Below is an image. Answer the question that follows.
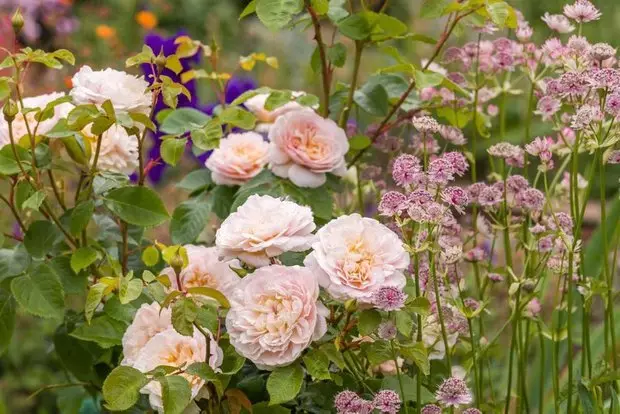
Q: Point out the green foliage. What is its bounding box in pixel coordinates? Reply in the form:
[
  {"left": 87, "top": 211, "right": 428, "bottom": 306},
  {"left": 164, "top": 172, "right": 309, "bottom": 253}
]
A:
[
  {"left": 267, "top": 363, "right": 304, "bottom": 405},
  {"left": 11, "top": 264, "right": 65, "bottom": 320},
  {"left": 104, "top": 186, "right": 170, "bottom": 227},
  {"left": 256, "top": 0, "right": 303, "bottom": 30},
  {"left": 102, "top": 366, "right": 149, "bottom": 411}
]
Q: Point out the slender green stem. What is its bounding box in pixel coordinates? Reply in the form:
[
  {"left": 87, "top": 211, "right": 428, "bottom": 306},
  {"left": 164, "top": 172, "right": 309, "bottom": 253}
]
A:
[
  {"left": 391, "top": 340, "right": 409, "bottom": 414},
  {"left": 430, "top": 251, "right": 452, "bottom": 371},
  {"left": 340, "top": 40, "right": 364, "bottom": 128},
  {"left": 306, "top": 0, "right": 331, "bottom": 117}
]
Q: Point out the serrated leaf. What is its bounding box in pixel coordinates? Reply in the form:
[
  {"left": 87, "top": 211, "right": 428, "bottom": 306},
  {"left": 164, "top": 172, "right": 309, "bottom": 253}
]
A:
[
  {"left": 84, "top": 283, "right": 107, "bottom": 323},
  {"left": 0, "top": 288, "right": 16, "bottom": 356},
  {"left": 71, "top": 247, "right": 98, "bottom": 273},
  {"left": 103, "top": 366, "right": 148, "bottom": 411},
  {"left": 170, "top": 197, "right": 211, "bottom": 245},
  {"left": 22, "top": 190, "right": 46, "bottom": 211},
  {"left": 267, "top": 363, "right": 304, "bottom": 405},
  {"left": 303, "top": 349, "right": 331, "bottom": 380},
  {"left": 160, "top": 108, "right": 211, "bottom": 135},
  {"left": 161, "top": 138, "right": 187, "bottom": 166},
  {"left": 70, "top": 200, "right": 95, "bottom": 235},
  {"left": 104, "top": 186, "right": 169, "bottom": 227},
  {"left": 186, "top": 287, "right": 230, "bottom": 308},
  {"left": 256, "top": 0, "right": 304, "bottom": 30},
  {"left": 70, "top": 315, "right": 127, "bottom": 348},
  {"left": 11, "top": 264, "right": 65, "bottom": 319},
  {"left": 359, "top": 309, "right": 382, "bottom": 335},
  {"left": 142, "top": 245, "right": 160, "bottom": 267},
  {"left": 218, "top": 106, "right": 256, "bottom": 130},
  {"left": 172, "top": 297, "right": 198, "bottom": 336},
  {"left": 159, "top": 375, "right": 192, "bottom": 414},
  {"left": 399, "top": 341, "right": 429, "bottom": 375},
  {"left": 177, "top": 170, "right": 213, "bottom": 193}
]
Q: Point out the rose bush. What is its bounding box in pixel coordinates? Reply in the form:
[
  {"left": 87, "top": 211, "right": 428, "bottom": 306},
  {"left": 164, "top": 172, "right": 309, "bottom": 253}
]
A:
[{"left": 0, "top": 1, "right": 618, "bottom": 413}]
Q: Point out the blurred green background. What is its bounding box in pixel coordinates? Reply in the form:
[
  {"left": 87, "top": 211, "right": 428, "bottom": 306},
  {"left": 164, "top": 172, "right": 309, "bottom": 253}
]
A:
[{"left": 0, "top": 0, "right": 618, "bottom": 412}]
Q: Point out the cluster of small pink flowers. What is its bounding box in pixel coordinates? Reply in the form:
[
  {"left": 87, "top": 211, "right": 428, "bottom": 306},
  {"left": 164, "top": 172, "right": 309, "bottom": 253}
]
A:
[
  {"left": 435, "top": 377, "right": 473, "bottom": 407},
  {"left": 373, "top": 390, "right": 402, "bottom": 414},
  {"left": 392, "top": 154, "right": 422, "bottom": 187},
  {"left": 487, "top": 143, "right": 525, "bottom": 167},
  {"left": 421, "top": 404, "right": 442, "bottom": 414},
  {"left": 377, "top": 321, "right": 397, "bottom": 340},
  {"left": 563, "top": 0, "right": 601, "bottom": 23},
  {"left": 412, "top": 115, "right": 441, "bottom": 133},
  {"left": 372, "top": 286, "right": 408, "bottom": 311},
  {"left": 525, "top": 136, "right": 554, "bottom": 170},
  {"left": 378, "top": 191, "right": 408, "bottom": 216},
  {"left": 334, "top": 390, "right": 401, "bottom": 414}
]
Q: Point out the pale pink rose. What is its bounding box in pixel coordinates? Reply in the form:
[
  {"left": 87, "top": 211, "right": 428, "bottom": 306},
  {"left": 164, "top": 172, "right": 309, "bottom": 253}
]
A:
[
  {"left": 160, "top": 245, "right": 241, "bottom": 299},
  {"left": 269, "top": 109, "right": 349, "bottom": 188},
  {"left": 205, "top": 132, "right": 269, "bottom": 186},
  {"left": 121, "top": 302, "right": 172, "bottom": 366},
  {"left": 130, "top": 327, "right": 223, "bottom": 412},
  {"left": 85, "top": 124, "right": 139, "bottom": 175},
  {"left": 215, "top": 195, "right": 316, "bottom": 267},
  {"left": 373, "top": 358, "right": 404, "bottom": 376},
  {"left": 304, "top": 214, "right": 409, "bottom": 303},
  {"left": 0, "top": 92, "right": 72, "bottom": 147},
  {"left": 225, "top": 265, "right": 328, "bottom": 369},
  {"left": 245, "top": 91, "right": 308, "bottom": 132}
]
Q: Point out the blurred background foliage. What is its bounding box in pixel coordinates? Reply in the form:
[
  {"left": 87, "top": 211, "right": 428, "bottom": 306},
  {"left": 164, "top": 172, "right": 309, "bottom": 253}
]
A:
[{"left": 0, "top": 0, "right": 618, "bottom": 412}]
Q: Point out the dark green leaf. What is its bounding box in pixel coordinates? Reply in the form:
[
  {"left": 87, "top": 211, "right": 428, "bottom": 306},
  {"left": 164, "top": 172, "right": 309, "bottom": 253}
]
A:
[
  {"left": 177, "top": 170, "right": 213, "bottom": 193},
  {"left": 70, "top": 315, "right": 127, "bottom": 348},
  {"left": 170, "top": 197, "right": 211, "bottom": 245},
  {"left": 70, "top": 200, "right": 95, "bottom": 235},
  {"left": 104, "top": 186, "right": 169, "bottom": 227},
  {"left": 171, "top": 297, "right": 198, "bottom": 336},
  {"left": 160, "top": 108, "right": 211, "bottom": 135},
  {"left": 0, "top": 244, "right": 31, "bottom": 281},
  {"left": 359, "top": 309, "right": 382, "bottom": 335},
  {"left": 0, "top": 288, "right": 15, "bottom": 356},
  {"left": 267, "top": 363, "right": 304, "bottom": 405},
  {"left": 354, "top": 83, "right": 389, "bottom": 116},
  {"left": 11, "top": 264, "right": 65, "bottom": 319},
  {"left": 159, "top": 375, "right": 192, "bottom": 414},
  {"left": 102, "top": 366, "right": 149, "bottom": 411},
  {"left": 303, "top": 349, "right": 331, "bottom": 380}
]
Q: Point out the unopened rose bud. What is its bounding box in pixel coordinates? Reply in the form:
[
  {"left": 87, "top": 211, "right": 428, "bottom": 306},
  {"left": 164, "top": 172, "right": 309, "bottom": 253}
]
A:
[
  {"left": 3, "top": 99, "right": 19, "bottom": 122},
  {"left": 344, "top": 299, "right": 358, "bottom": 313},
  {"left": 155, "top": 51, "right": 166, "bottom": 72},
  {"left": 11, "top": 8, "right": 24, "bottom": 34},
  {"left": 170, "top": 254, "right": 184, "bottom": 275},
  {"left": 522, "top": 279, "right": 536, "bottom": 293}
]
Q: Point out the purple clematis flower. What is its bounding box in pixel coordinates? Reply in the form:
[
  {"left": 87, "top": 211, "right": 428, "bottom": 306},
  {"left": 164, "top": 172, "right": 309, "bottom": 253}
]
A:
[{"left": 138, "top": 31, "right": 256, "bottom": 184}]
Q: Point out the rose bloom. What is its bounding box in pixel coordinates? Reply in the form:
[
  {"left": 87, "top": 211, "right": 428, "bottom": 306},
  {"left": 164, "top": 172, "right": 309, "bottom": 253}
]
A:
[
  {"left": 70, "top": 65, "right": 152, "bottom": 114},
  {"left": 0, "top": 92, "right": 72, "bottom": 147},
  {"left": 160, "top": 245, "right": 241, "bottom": 298},
  {"left": 244, "top": 91, "right": 308, "bottom": 132},
  {"left": 85, "top": 124, "right": 139, "bottom": 175},
  {"left": 225, "top": 264, "right": 328, "bottom": 369},
  {"left": 122, "top": 302, "right": 223, "bottom": 412},
  {"left": 269, "top": 109, "right": 349, "bottom": 188},
  {"left": 304, "top": 214, "right": 410, "bottom": 303},
  {"left": 215, "top": 194, "right": 316, "bottom": 267},
  {"left": 205, "top": 132, "right": 269, "bottom": 186}
]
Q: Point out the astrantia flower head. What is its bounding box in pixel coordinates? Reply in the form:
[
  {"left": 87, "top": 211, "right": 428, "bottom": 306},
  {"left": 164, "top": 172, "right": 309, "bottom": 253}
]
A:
[
  {"left": 535, "top": 96, "right": 561, "bottom": 121},
  {"left": 487, "top": 143, "right": 524, "bottom": 167},
  {"left": 377, "top": 321, "right": 397, "bottom": 340},
  {"left": 541, "top": 13, "right": 575, "bottom": 33},
  {"left": 563, "top": 0, "right": 602, "bottom": 23},
  {"left": 392, "top": 154, "right": 422, "bottom": 187},
  {"left": 435, "top": 377, "right": 473, "bottom": 407},
  {"left": 443, "top": 151, "right": 469, "bottom": 176},
  {"left": 605, "top": 93, "right": 620, "bottom": 117},
  {"left": 488, "top": 272, "right": 504, "bottom": 283},
  {"left": 428, "top": 157, "right": 456, "bottom": 185},
  {"left": 478, "top": 185, "right": 502, "bottom": 208},
  {"left": 438, "top": 125, "right": 466, "bottom": 145},
  {"left": 506, "top": 175, "right": 530, "bottom": 193},
  {"left": 412, "top": 115, "right": 440, "bottom": 133},
  {"left": 372, "top": 286, "right": 407, "bottom": 311},
  {"left": 516, "top": 188, "right": 545, "bottom": 212},
  {"left": 571, "top": 104, "right": 602, "bottom": 130},
  {"left": 334, "top": 391, "right": 369, "bottom": 414},
  {"left": 589, "top": 43, "right": 616, "bottom": 62},
  {"left": 463, "top": 409, "right": 483, "bottom": 414},
  {"left": 442, "top": 187, "right": 470, "bottom": 213},
  {"left": 379, "top": 191, "right": 408, "bottom": 216},
  {"left": 421, "top": 404, "right": 442, "bottom": 414},
  {"left": 373, "top": 390, "right": 401, "bottom": 414},
  {"left": 608, "top": 150, "right": 620, "bottom": 164}
]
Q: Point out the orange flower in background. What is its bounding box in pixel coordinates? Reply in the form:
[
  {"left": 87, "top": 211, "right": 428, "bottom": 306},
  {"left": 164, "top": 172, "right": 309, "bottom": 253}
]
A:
[
  {"left": 95, "top": 24, "right": 116, "bottom": 40},
  {"left": 136, "top": 11, "right": 158, "bottom": 30},
  {"left": 58, "top": 0, "right": 73, "bottom": 5}
]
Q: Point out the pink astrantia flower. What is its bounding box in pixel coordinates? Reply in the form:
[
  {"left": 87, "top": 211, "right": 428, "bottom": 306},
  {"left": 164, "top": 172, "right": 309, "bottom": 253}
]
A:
[
  {"left": 373, "top": 390, "right": 401, "bottom": 414},
  {"left": 563, "top": 0, "right": 602, "bottom": 23},
  {"left": 304, "top": 214, "right": 410, "bottom": 304},
  {"left": 269, "top": 109, "right": 349, "bottom": 188},
  {"left": 215, "top": 195, "right": 316, "bottom": 267},
  {"left": 421, "top": 405, "right": 442, "bottom": 414},
  {"left": 412, "top": 115, "right": 440, "bottom": 133},
  {"left": 160, "top": 245, "right": 241, "bottom": 298},
  {"left": 442, "top": 186, "right": 470, "bottom": 213},
  {"left": 225, "top": 264, "right": 327, "bottom": 369},
  {"left": 435, "top": 377, "right": 473, "bottom": 407},
  {"left": 372, "top": 286, "right": 407, "bottom": 311},
  {"left": 438, "top": 125, "right": 466, "bottom": 145},
  {"left": 379, "top": 191, "right": 409, "bottom": 216},
  {"left": 535, "top": 96, "right": 561, "bottom": 121},
  {"left": 608, "top": 150, "right": 620, "bottom": 164},
  {"left": 392, "top": 154, "right": 422, "bottom": 187},
  {"left": 541, "top": 13, "right": 575, "bottom": 33},
  {"left": 206, "top": 132, "right": 269, "bottom": 186}
]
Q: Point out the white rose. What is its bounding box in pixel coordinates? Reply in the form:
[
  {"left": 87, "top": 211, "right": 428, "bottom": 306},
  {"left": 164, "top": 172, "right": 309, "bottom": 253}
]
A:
[
  {"left": 215, "top": 194, "right": 316, "bottom": 267},
  {"left": 70, "top": 65, "right": 152, "bottom": 114},
  {"left": 205, "top": 132, "right": 269, "bottom": 186},
  {"left": 225, "top": 264, "right": 328, "bottom": 369},
  {"left": 160, "top": 245, "right": 241, "bottom": 299},
  {"left": 269, "top": 109, "right": 349, "bottom": 188},
  {"left": 304, "top": 214, "right": 410, "bottom": 304},
  {"left": 85, "top": 124, "right": 139, "bottom": 175},
  {"left": 0, "top": 92, "right": 72, "bottom": 147},
  {"left": 121, "top": 302, "right": 173, "bottom": 366}
]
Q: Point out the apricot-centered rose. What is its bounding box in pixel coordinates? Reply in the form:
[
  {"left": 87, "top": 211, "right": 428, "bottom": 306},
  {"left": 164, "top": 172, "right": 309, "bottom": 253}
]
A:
[
  {"left": 215, "top": 194, "right": 315, "bottom": 267},
  {"left": 225, "top": 264, "right": 327, "bottom": 369},
  {"left": 304, "top": 214, "right": 410, "bottom": 303},
  {"left": 205, "top": 132, "right": 269, "bottom": 186},
  {"left": 268, "top": 109, "right": 349, "bottom": 188}
]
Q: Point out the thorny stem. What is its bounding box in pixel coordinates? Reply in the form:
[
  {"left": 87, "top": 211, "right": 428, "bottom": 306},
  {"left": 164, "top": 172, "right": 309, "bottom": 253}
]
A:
[{"left": 306, "top": 1, "right": 331, "bottom": 117}]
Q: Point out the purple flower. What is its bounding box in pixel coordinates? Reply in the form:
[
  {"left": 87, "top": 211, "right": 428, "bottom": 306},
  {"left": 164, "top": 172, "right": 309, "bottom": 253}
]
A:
[
  {"left": 435, "top": 377, "right": 473, "bottom": 407},
  {"left": 421, "top": 404, "right": 442, "bottom": 414},
  {"left": 377, "top": 321, "right": 397, "bottom": 340},
  {"left": 563, "top": 0, "right": 601, "bottom": 23},
  {"left": 379, "top": 191, "right": 408, "bottom": 216},
  {"left": 334, "top": 391, "right": 373, "bottom": 414},
  {"left": 373, "top": 390, "right": 401, "bottom": 414},
  {"left": 392, "top": 154, "right": 422, "bottom": 187},
  {"left": 372, "top": 287, "right": 407, "bottom": 311}
]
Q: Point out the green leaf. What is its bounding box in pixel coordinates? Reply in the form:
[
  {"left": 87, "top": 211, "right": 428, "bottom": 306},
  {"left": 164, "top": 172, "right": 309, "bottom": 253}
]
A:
[
  {"left": 11, "top": 264, "right": 65, "bottom": 319},
  {"left": 327, "top": 43, "right": 347, "bottom": 68},
  {"left": 406, "top": 296, "right": 430, "bottom": 316},
  {"left": 311, "top": 0, "right": 328, "bottom": 14},
  {"left": 104, "top": 186, "right": 169, "bottom": 227},
  {"left": 70, "top": 315, "right": 127, "bottom": 348},
  {"left": 419, "top": 0, "right": 454, "bottom": 19},
  {"left": 161, "top": 138, "right": 187, "bottom": 166},
  {"left": 170, "top": 197, "right": 211, "bottom": 245},
  {"left": 578, "top": 383, "right": 596, "bottom": 414},
  {"left": 395, "top": 311, "right": 413, "bottom": 336},
  {"left": 84, "top": 283, "right": 107, "bottom": 324},
  {"left": 102, "top": 366, "right": 149, "bottom": 411},
  {"left": 354, "top": 83, "right": 389, "bottom": 116},
  {"left": 70, "top": 247, "right": 98, "bottom": 273},
  {"left": 196, "top": 305, "right": 219, "bottom": 335},
  {"left": 256, "top": 0, "right": 303, "bottom": 30},
  {"left": 348, "top": 135, "right": 371, "bottom": 150},
  {"left": 486, "top": 1, "right": 518, "bottom": 29},
  {"left": 191, "top": 119, "right": 222, "bottom": 151},
  {"left": 21, "top": 190, "right": 45, "bottom": 211},
  {"left": 399, "top": 341, "right": 429, "bottom": 375},
  {"left": 362, "top": 340, "right": 392, "bottom": 365},
  {"left": 267, "top": 363, "right": 304, "bottom": 405},
  {"left": 327, "top": 0, "right": 348, "bottom": 22},
  {"left": 320, "top": 343, "right": 346, "bottom": 369},
  {"left": 172, "top": 297, "right": 198, "bottom": 336},
  {"left": 240, "top": 0, "right": 257, "bottom": 19},
  {"left": 220, "top": 340, "right": 247, "bottom": 375},
  {"left": 177, "top": 170, "right": 213, "bottom": 193},
  {"left": 0, "top": 288, "right": 15, "bottom": 356},
  {"left": 70, "top": 200, "right": 95, "bottom": 235},
  {"left": 49, "top": 256, "right": 86, "bottom": 296},
  {"left": 414, "top": 69, "right": 444, "bottom": 89},
  {"left": 186, "top": 362, "right": 218, "bottom": 381},
  {"left": 0, "top": 144, "right": 32, "bottom": 175},
  {"left": 53, "top": 325, "right": 105, "bottom": 384},
  {"left": 359, "top": 309, "right": 382, "bottom": 335},
  {"left": 119, "top": 274, "right": 143, "bottom": 305},
  {"left": 142, "top": 245, "right": 160, "bottom": 267},
  {"left": 186, "top": 287, "right": 231, "bottom": 308},
  {"left": 372, "top": 14, "right": 408, "bottom": 42},
  {"left": 265, "top": 90, "right": 293, "bottom": 111},
  {"left": 218, "top": 107, "right": 256, "bottom": 130},
  {"left": 0, "top": 245, "right": 31, "bottom": 281},
  {"left": 160, "top": 108, "right": 211, "bottom": 135},
  {"left": 337, "top": 12, "right": 376, "bottom": 40},
  {"left": 159, "top": 375, "right": 192, "bottom": 414},
  {"left": 303, "top": 349, "right": 331, "bottom": 380}
]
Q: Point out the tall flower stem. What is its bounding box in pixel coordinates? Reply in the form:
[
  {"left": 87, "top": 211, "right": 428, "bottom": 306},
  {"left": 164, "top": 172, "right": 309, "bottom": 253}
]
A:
[
  {"left": 430, "top": 248, "right": 452, "bottom": 372},
  {"left": 390, "top": 340, "right": 409, "bottom": 414},
  {"left": 306, "top": 0, "right": 331, "bottom": 117},
  {"left": 340, "top": 40, "right": 364, "bottom": 128}
]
